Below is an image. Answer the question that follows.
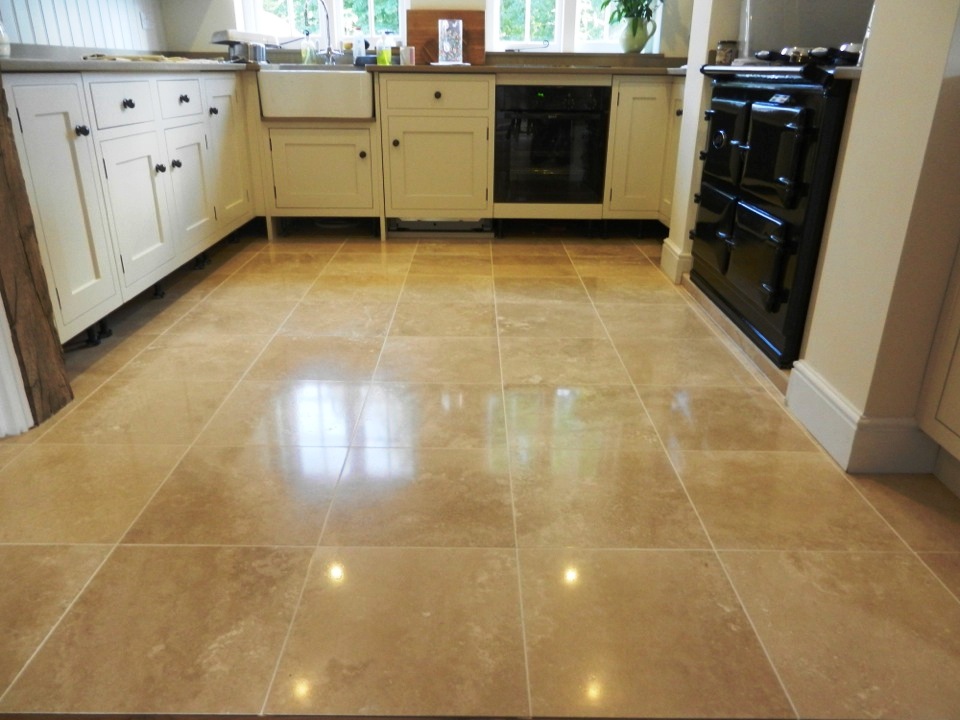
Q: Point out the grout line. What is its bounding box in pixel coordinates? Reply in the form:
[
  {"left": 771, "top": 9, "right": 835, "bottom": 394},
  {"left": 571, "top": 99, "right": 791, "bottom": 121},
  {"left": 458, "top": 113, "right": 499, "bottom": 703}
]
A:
[{"left": 491, "top": 238, "right": 536, "bottom": 720}]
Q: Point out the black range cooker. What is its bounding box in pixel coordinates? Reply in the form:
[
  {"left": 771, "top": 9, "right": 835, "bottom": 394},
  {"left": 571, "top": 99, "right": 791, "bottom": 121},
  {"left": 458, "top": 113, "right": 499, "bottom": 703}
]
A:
[{"left": 691, "top": 65, "right": 851, "bottom": 368}]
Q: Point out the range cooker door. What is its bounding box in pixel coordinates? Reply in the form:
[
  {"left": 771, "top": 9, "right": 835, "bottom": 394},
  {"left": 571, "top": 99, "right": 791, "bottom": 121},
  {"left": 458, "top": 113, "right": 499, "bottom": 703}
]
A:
[
  {"left": 739, "top": 101, "right": 808, "bottom": 209},
  {"left": 692, "top": 182, "right": 738, "bottom": 276},
  {"left": 701, "top": 97, "right": 750, "bottom": 186},
  {"left": 727, "top": 202, "right": 792, "bottom": 313}
]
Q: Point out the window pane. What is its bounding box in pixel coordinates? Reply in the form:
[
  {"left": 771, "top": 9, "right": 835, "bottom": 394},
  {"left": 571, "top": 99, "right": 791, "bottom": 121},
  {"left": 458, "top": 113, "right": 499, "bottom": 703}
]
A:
[
  {"left": 343, "top": 0, "right": 369, "bottom": 34},
  {"left": 374, "top": 0, "right": 399, "bottom": 34},
  {"left": 530, "top": 0, "right": 556, "bottom": 41},
  {"left": 577, "top": 0, "right": 609, "bottom": 42},
  {"left": 499, "top": 0, "right": 525, "bottom": 41}
]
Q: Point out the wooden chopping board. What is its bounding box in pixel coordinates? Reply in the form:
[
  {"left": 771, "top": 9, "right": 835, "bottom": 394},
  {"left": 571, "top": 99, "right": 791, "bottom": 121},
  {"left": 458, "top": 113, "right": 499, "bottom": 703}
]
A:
[{"left": 405, "top": 9, "right": 485, "bottom": 66}]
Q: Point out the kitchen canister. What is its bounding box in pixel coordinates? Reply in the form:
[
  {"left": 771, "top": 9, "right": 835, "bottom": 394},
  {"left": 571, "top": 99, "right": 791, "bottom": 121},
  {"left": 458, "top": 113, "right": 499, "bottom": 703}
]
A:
[{"left": 715, "top": 40, "right": 737, "bottom": 65}]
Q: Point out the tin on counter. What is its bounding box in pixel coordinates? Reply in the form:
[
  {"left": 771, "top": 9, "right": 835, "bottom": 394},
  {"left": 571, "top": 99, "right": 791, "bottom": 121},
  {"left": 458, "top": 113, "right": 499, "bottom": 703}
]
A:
[{"left": 716, "top": 40, "right": 737, "bottom": 65}]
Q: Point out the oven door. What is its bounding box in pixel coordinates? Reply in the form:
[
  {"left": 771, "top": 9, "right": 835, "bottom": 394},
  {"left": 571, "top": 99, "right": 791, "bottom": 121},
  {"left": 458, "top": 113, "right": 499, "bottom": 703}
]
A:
[
  {"left": 494, "top": 110, "right": 608, "bottom": 203},
  {"left": 692, "top": 182, "right": 738, "bottom": 276},
  {"left": 726, "top": 202, "right": 793, "bottom": 313},
  {"left": 701, "top": 97, "right": 750, "bottom": 186},
  {"left": 739, "top": 102, "right": 808, "bottom": 209}
]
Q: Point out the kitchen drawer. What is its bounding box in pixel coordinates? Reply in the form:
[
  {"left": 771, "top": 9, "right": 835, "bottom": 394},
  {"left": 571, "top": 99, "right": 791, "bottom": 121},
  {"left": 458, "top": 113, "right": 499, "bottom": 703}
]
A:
[
  {"left": 157, "top": 78, "right": 203, "bottom": 120},
  {"left": 382, "top": 75, "right": 493, "bottom": 112},
  {"left": 88, "top": 79, "right": 155, "bottom": 129}
]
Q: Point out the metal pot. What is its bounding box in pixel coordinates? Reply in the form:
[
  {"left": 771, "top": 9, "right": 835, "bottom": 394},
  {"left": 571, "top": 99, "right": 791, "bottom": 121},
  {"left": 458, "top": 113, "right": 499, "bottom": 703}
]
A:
[{"left": 229, "top": 41, "right": 266, "bottom": 63}]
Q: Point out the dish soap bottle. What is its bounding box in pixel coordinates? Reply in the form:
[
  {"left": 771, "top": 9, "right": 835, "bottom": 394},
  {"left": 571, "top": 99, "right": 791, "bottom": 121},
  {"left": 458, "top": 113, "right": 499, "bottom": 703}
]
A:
[
  {"left": 0, "top": 21, "right": 11, "bottom": 59},
  {"left": 301, "top": 31, "right": 317, "bottom": 64}
]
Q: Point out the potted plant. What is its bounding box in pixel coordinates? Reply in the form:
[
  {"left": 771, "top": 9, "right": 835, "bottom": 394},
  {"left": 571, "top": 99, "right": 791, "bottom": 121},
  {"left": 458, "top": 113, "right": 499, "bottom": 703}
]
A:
[{"left": 599, "top": 0, "right": 664, "bottom": 53}]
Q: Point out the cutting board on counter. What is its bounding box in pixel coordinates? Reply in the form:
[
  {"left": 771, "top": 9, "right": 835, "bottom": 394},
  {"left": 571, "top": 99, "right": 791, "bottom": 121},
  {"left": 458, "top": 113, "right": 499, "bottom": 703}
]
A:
[{"left": 405, "top": 9, "right": 485, "bottom": 66}]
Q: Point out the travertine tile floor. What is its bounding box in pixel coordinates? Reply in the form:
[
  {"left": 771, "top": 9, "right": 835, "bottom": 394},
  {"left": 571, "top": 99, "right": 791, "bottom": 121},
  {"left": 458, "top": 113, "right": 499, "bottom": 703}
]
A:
[{"left": 2, "top": 223, "right": 960, "bottom": 719}]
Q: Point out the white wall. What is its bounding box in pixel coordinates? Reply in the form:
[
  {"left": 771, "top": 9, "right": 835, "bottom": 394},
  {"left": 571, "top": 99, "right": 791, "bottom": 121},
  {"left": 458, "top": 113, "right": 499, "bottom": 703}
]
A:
[
  {"left": 159, "top": 0, "right": 237, "bottom": 52},
  {"left": 0, "top": 0, "right": 165, "bottom": 50},
  {"left": 786, "top": 0, "right": 960, "bottom": 472}
]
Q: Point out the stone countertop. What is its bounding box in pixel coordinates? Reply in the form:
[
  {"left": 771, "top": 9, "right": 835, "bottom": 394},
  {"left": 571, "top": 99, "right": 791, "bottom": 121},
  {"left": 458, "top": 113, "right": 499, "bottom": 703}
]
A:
[
  {"left": 0, "top": 57, "right": 250, "bottom": 73},
  {"left": 364, "top": 64, "right": 681, "bottom": 76}
]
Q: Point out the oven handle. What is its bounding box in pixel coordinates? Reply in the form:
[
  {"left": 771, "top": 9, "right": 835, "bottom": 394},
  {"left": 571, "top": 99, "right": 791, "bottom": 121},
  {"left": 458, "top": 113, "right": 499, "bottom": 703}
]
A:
[{"left": 496, "top": 110, "right": 609, "bottom": 120}]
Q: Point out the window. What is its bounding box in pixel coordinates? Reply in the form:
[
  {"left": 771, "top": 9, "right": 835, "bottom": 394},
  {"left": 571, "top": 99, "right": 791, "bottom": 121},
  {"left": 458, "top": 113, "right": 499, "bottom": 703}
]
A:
[
  {"left": 487, "top": 0, "right": 662, "bottom": 53},
  {"left": 239, "top": 0, "right": 660, "bottom": 54},
  {"left": 238, "top": 0, "right": 404, "bottom": 44}
]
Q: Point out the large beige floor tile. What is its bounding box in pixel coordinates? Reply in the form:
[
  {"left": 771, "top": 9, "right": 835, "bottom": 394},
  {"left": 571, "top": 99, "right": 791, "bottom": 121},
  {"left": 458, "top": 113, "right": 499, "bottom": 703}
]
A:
[
  {"left": 503, "top": 384, "right": 662, "bottom": 451},
  {"left": 39, "top": 379, "right": 233, "bottom": 445},
  {"left": 571, "top": 257, "right": 658, "bottom": 277},
  {"left": 339, "top": 238, "right": 417, "bottom": 256},
  {"left": 520, "top": 548, "right": 793, "bottom": 718},
  {"left": 676, "top": 451, "right": 907, "bottom": 551},
  {"left": 599, "top": 302, "right": 717, "bottom": 341},
  {"left": 493, "top": 256, "right": 578, "bottom": 277},
  {"left": 104, "top": 294, "right": 199, "bottom": 337},
  {"left": 124, "top": 445, "right": 346, "bottom": 546},
  {"left": 408, "top": 254, "right": 493, "bottom": 275},
  {"left": 639, "top": 386, "right": 817, "bottom": 454},
  {"left": 280, "top": 300, "right": 396, "bottom": 338},
  {"left": 196, "top": 380, "right": 367, "bottom": 447},
  {"left": 0, "top": 545, "right": 311, "bottom": 714},
  {"left": 723, "top": 550, "right": 960, "bottom": 719},
  {"left": 399, "top": 273, "right": 495, "bottom": 304},
  {"left": 849, "top": 473, "right": 960, "bottom": 551},
  {"left": 321, "top": 253, "right": 411, "bottom": 275},
  {"left": 582, "top": 274, "right": 685, "bottom": 304},
  {"left": 494, "top": 276, "right": 591, "bottom": 303},
  {"left": 0, "top": 545, "right": 109, "bottom": 692},
  {"left": 920, "top": 552, "right": 960, "bottom": 598},
  {"left": 248, "top": 335, "right": 383, "bottom": 382},
  {"left": 0, "top": 444, "right": 183, "bottom": 543},
  {"left": 166, "top": 299, "right": 297, "bottom": 336},
  {"left": 354, "top": 383, "right": 507, "bottom": 448},
  {"left": 512, "top": 448, "right": 707, "bottom": 548},
  {"left": 500, "top": 337, "right": 630, "bottom": 385},
  {"left": 265, "top": 546, "right": 528, "bottom": 716},
  {"left": 207, "top": 273, "right": 316, "bottom": 303},
  {"left": 375, "top": 337, "right": 501, "bottom": 383},
  {"left": 232, "top": 250, "right": 336, "bottom": 277},
  {"left": 617, "top": 335, "right": 761, "bottom": 387},
  {"left": 492, "top": 240, "right": 571, "bottom": 258},
  {"left": 390, "top": 300, "right": 497, "bottom": 336},
  {"left": 497, "top": 301, "right": 607, "bottom": 338},
  {"left": 415, "top": 239, "right": 491, "bottom": 257},
  {"left": 63, "top": 331, "right": 156, "bottom": 379},
  {"left": 114, "top": 333, "right": 271, "bottom": 383},
  {"left": 0, "top": 444, "right": 24, "bottom": 469},
  {"left": 563, "top": 240, "right": 650, "bottom": 259},
  {"left": 303, "top": 273, "right": 405, "bottom": 303},
  {"left": 321, "top": 447, "right": 514, "bottom": 547}
]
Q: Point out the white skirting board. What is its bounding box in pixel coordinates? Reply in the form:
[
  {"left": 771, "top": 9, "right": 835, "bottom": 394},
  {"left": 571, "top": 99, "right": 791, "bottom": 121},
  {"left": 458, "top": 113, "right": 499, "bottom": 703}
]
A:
[
  {"left": 659, "top": 237, "right": 693, "bottom": 284},
  {"left": 0, "top": 307, "right": 32, "bottom": 438},
  {"left": 786, "top": 360, "right": 939, "bottom": 473}
]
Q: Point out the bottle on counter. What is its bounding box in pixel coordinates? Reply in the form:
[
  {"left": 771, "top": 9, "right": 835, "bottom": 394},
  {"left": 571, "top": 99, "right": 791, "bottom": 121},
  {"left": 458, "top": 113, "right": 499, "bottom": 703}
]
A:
[{"left": 0, "top": 21, "right": 11, "bottom": 58}]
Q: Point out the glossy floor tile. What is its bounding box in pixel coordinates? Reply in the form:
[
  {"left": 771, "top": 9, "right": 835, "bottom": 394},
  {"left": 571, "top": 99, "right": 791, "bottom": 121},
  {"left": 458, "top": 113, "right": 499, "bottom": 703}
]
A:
[
  {"left": 2, "top": 228, "right": 959, "bottom": 719},
  {"left": 266, "top": 547, "right": 528, "bottom": 716}
]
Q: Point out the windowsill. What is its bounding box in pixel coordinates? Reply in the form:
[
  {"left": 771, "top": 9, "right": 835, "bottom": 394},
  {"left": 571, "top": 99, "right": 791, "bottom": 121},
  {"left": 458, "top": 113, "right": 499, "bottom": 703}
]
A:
[{"left": 484, "top": 51, "right": 684, "bottom": 68}]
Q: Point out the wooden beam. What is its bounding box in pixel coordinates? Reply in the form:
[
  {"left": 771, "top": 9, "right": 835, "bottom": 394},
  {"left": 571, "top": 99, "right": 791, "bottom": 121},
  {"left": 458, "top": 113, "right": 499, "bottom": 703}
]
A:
[{"left": 0, "top": 73, "right": 73, "bottom": 425}]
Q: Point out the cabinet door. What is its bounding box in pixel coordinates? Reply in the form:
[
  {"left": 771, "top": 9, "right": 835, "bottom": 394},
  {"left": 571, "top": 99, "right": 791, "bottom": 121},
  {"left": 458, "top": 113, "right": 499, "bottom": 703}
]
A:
[
  {"left": 384, "top": 115, "right": 489, "bottom": 214},
  {"left": 7, "top": 78, "right": 120, "bottom": 340},
  {"left": 203, "top": 75, "right": 251, "bottom": 226},
  {"left": 605, "top": 80, "right": 668, "bottom": 214},
  {"left": 99, "top": 130, "right": 176, "bottom": 291},
  {"left": 165, "top": 122, "right": 216, "bottom": 254},
  {"left": 271, "top": 128, "right": 374, "bottom": 209},
  {"left": 659, "top": 80, "right": 683, "bottom": 222}
]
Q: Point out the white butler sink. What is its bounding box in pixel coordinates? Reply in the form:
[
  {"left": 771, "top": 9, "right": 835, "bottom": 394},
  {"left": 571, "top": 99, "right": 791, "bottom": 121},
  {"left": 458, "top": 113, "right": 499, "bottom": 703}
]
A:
[{"left": 258, "top": 65, "right": 374, "bottom": 119}]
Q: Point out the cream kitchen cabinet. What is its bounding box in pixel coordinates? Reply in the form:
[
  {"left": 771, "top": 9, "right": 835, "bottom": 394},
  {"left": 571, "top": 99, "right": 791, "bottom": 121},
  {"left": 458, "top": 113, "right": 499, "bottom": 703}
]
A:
[
  {"left": 603, "top": 77, "right": 670, "bottom": 219},
  {"left": 87, "top": 74, "right": 179, "bottom": 297},
  {"left": 659, "top": 78, "right": 684, "bottom": 224},
  {"left": 203, "top": 75, "right": 252, "bottom": 229},
  {"left": 919, "top": 247, "right": 960, "bottom": 458},
  {"left": 378, "top": 74, "right": 494, "bottom": 220},
  {"left": 2, "top": 74, "right": 121, "bottom": 343},
  {"left": 269, "top": 127, "right": 375, "bottom": 211}
]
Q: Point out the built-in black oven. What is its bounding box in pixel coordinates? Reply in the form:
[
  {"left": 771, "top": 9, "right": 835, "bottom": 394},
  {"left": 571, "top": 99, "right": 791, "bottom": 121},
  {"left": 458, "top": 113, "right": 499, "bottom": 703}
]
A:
[{"left": 494, "top": 85, "right": 611, "bottom": 204}]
